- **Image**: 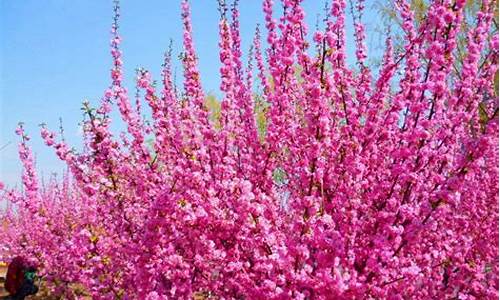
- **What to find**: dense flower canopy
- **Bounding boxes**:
[1,0,498,299]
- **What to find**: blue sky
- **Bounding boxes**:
[0,0,386,188]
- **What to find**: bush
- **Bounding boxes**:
[1,0,498,298]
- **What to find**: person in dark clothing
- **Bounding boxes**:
[3,257,38,300]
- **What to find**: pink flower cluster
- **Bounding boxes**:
[1,0,498,299]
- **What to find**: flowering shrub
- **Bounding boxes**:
[1,0,498,299]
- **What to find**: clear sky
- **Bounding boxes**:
[0,0,386,188]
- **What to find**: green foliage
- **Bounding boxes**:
[254,95,269,141]
[272,167,287,186]
[495,70,499,98]
[205,94,222,129]
[204,93,268,141]
[376,0,499,122]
